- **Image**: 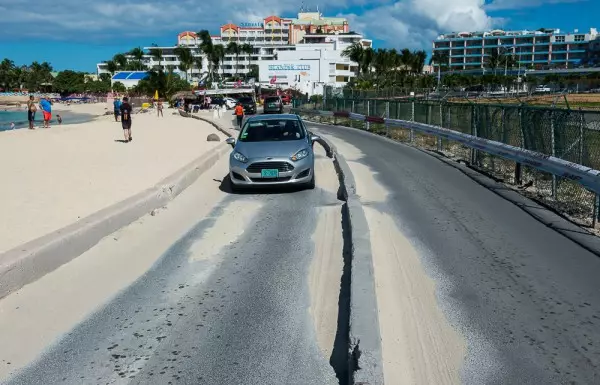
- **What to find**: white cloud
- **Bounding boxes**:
[484,0,586,10]
[340,0,494,50]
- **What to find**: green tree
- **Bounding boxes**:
[113,54,128,70]
[197,30,216,81]
[211,44,226,80]
[112,81,127,92]
[174,46,194,81]
[129,47,145,70]
[226,42,241,79]
[486,50,501,75]
[149,44,164,70]
[52,70,85,94]
[342,42,364,76]
[0,58,16,90]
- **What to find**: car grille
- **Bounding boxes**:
[250,177,292,183]
[247,162,294,173]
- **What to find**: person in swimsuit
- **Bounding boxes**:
[39,97,52,128]
[27,95,37,129]
[157,99,163,117]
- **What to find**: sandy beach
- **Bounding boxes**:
[0,103,225,254]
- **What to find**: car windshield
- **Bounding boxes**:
[238,97,253,103]
[265,97,280,103]
[239,119,305,142]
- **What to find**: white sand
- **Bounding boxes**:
[328,136,466,384]
[0,104,224,254]
[0,156,230,381]
[309,145,344,358]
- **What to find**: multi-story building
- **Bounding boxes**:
[258,32,371,95]
[432,28,598,72]
[97,11,358,90]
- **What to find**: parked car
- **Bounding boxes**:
[534,85,552,93]
[226,114,318,190]
[237,96,256,114]
[263,96,284,114]
[280,94,291,105]
[223,97,237,109]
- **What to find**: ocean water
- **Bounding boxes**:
[0,109,94,131]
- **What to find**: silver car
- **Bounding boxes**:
[225,114,319,190]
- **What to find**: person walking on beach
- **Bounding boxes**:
[113,97,122,122]
[39,97,52,128]
[27,95,37,129]
[157,99,163,117]
[120,97,133,142]
[234,102,244,129]
[56,114,62,124]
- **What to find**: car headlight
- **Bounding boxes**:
[291,149,310,161]
[232,151,248,163]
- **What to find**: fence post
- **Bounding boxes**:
[437,103,443,151]
[594,194,599,228]
[515,107,524,185]
[551,110,557,200]
[385,101,390,137]
[410,99,415,143]
[366,100,371,131]
[579,108,584,165]
[470,104,478,165]
[334,99,338,125]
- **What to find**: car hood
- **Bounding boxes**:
[234,140,308,159]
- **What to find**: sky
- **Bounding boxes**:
[0,0,597,72]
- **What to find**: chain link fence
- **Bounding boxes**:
[297,96,600,227]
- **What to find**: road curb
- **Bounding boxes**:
[318,135,385,385]
[180,110,238,138]
[0,137,230,299]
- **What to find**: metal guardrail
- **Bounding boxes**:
[292,107,600,227]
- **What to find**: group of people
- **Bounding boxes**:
[112,97,133,142]
[26,95,61,130]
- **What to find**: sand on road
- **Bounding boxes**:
[329,136,466,385]
[0,104,224,254]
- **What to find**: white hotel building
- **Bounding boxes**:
[433,28,598,71]
[96,12,372,95]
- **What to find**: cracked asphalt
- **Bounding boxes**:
[308,122,600,385]
[3,149,341,385]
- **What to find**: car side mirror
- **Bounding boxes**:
[226,137,236,148]
[310,135,320,142]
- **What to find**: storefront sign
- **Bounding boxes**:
[268,64,311,71]
[240,22,263,28]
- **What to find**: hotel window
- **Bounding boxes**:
[555,36,565,43]
[574,35,585,42]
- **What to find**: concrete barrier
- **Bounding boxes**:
[0,135,231,299]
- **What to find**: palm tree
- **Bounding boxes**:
[400,48,413,73]
[342,42,364,76]
[129,47,145,70]
[486,50,501,75]
[211,44,226,81]
[0,58,16,90]
[361,48,375,76]
[197,30,215,81]
[174,46,194,81]
[106,60,118,76]
[411,50,427,75]
[113,53,128,70]
[429,51,449,87]
[226,42,241,79]
[149,44,163,71]
[240,44,253,78]
[193,56,203,81]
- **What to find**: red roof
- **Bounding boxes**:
[220,23,240,32]
[264,15,282,24]
[178,31,197,38]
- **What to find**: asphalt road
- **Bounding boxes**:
[3,150,342,385]
[308,122,600,385]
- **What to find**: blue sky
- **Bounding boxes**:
[0,0,596,72]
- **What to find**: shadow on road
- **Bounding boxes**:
[217,174,308,195]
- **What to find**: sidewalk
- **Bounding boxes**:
[0,108,225,254]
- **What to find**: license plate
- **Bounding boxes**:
[261,169,279,178]
[268,103,275,108]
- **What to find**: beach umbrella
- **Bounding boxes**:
[154,90,159,100]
